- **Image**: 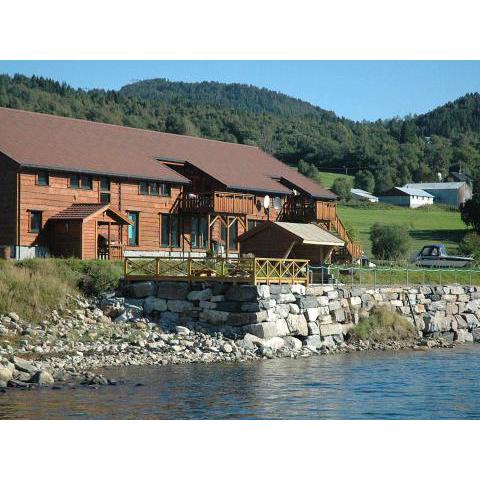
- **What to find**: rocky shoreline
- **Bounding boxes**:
[0,287,468,392]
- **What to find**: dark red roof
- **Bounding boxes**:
[0,107,336,200]
[49,203,131,223]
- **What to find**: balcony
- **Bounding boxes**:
[179,191,256,215]
[281,198,337,223]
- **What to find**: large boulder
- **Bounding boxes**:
[187,288,212,302]
[199,310,230,325]
[227,311,268,327]
[127,281,156,298]
[31,371,54,386]
[13,356,38,375]
[286,314,308,337]
[304,335,322,349]
[225,285,260,302]
[276,293,296,304]
[0,367,13,383]
[296,296,319,309]
[144,296,167,314]
[263,337,286,352]
[319,323,343,337]
[284,336,303,350]
[454,330,474,343]
[167,300,194,313]
[157,282,190,300]
[275,318,290,337]
[244,321,279,339]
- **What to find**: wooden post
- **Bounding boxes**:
[107,222,111,260]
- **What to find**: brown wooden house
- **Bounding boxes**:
[0,107,362,262]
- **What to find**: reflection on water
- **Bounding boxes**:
[1,345,480,419]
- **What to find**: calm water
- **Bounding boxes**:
[2,345,480,419]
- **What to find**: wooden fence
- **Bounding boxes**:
[124,256,310,285]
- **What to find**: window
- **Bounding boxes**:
[199,217,208,249]
[100,178,110,192]
[229,221,238,251]
[150,182,159,196]
[81,176,93,190]
[100,193,111,204]
[69,174,80,189]
[139,182,149,195]
[140,182,171,196]
[190,216,208,249]
[37,171,49,186]
[30,211,42,233]
[161,214,179,247]
[191,216,198,248]
[160,183,171,197]
[128,212,139,246]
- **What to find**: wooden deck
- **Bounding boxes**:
[124,256,310,286]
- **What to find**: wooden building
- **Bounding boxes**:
[239,222,344,264]
[0,107,362,262]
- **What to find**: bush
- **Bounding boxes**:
[459,232,480,262]
[460,195,480,233]
[332,177,353,201]
[370,223,411,260]
[350,307,417,342]
[63,259,123,296]
[354,170,375,192]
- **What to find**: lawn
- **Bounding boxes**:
[316,171,353,188]
[337,203,468,258]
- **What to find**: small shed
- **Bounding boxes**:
[238,221,344,264]
[47,203,132,259]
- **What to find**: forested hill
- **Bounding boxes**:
[120,78,339,120]
[1,73,480,193]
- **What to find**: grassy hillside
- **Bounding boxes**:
[337,204,467,258]
[316,171,353,188]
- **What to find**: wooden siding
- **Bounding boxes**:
[121,182,182,251]
[49,220,82,258]
[0,153,18,246]
[239,226,297,258]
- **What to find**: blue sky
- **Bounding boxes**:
[0,61,479,121]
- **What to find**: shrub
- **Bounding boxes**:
[332,177,353,201]
[459,232,480,262]
[349,307,417,342]
[460,195,480,233]
[63,259,123,296]
[354,170,375,192]
[370,223,411,260]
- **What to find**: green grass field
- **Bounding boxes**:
[337,204,467,258]
[316,171,353,188]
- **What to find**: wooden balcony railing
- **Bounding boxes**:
[98,245,124,261]
[179,191,255,215]
[124,256,310,285]
[281,198,337,223]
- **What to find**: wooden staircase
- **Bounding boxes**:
[321,214,363,264]
[280,197,363,264]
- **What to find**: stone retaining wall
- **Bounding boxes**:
[120,281,480,349]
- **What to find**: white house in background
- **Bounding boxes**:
[351,188,378,203]
[403,181,472,207]
[378,187,434,208]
